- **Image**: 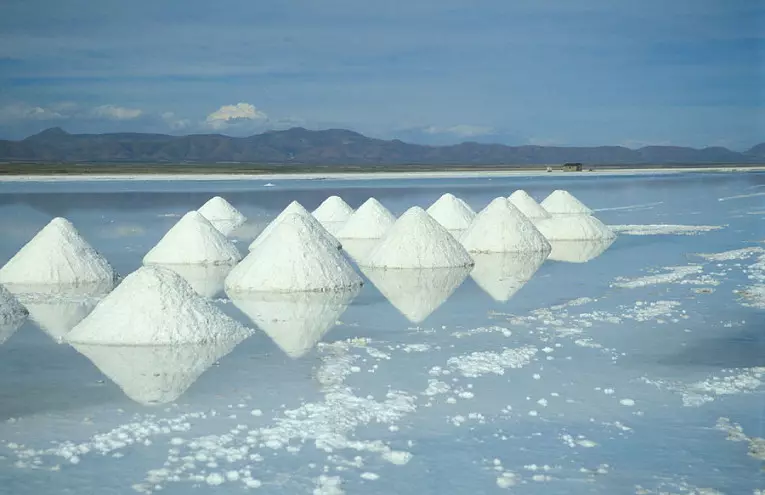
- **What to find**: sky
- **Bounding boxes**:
[0,0,762,149]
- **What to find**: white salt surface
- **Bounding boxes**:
[609,224,724,236]
[228,288,359,358]
[548,239,616,263]
[362,266,471,323]
[426,193,476,231]
[154,263,234,298]
[612,265,717,289]
[67,266,251,345]
[335,198,396,240]
[249,201,341,251]
[470,252,548,302]
[0,284,27,325]
[340,239,380,264]
[540,190,593,215]
[0,217,116,287]
[227,213,363,293]
[508,190,551,222]
[461,197,551,253]
[143,211,242,266]
[312,196,354,224]
[197,196,247,236]
[442,346,538,377]
[696,246,765,261]
[536,215,616,241]
[363,207,474,268]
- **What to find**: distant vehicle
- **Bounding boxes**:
[562,162,583,172]
[546,166,553,172]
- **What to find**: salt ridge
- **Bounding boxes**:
[335,198,396,240]
[197,197,247,235]
[227,213,363,293]
[143,211,242,266]
[426,193,476,231]
[508,190,551,221]
[540,190,593,215]
[67,265,251,345]
[461,197,551,253]
[0,217,116,287]
[363,207,474,268]
[249,201,341,251]
[535,215,616,241]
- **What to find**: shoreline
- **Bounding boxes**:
[0,166,763,182]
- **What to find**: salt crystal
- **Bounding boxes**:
[143,211,242,266]
[335,198,396,240]
[508,190,551,222]
[536,215,616,241]
[249,201,341,251]
[540,190,593,215]
[461,198,551,253]
[227,214,363,293]
[197,197,247,236]
[426,193,476,231]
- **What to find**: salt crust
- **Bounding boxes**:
[362,266,471,323]
[548,239,616,263]
[363,207,475,268]
[610,224,724,236]
[470,252,548,302]
[143,211,242,266]
[461,197,551,253]
[0,217,116,287]
[197,196,247,236]
[0,284,27,324]
[67,266,251,345]
[426,193,476,231]
[227,214,363,293]
[72,339,247,405]
[312,196,354,224]
[508,190,551,221]
[154,263,235,298]
[228,288,359,358]
[535,215,616,241]
[335,198,396,240]
[540,190,593,215]
[248,201,341,251]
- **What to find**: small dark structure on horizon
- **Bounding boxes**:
[562,162,583,172]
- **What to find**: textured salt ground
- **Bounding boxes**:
[610,224,725,236]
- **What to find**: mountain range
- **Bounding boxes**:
[0,127,763,166]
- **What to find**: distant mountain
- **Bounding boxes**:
[0,127,761,166]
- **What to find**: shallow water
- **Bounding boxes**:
[0,172,763,494]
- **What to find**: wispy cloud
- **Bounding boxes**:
[205,102,267,129]
[0,103,66,121]
[91,105,143,120]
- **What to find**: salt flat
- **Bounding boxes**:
[0,171,763,494]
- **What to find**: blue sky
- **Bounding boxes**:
[0,0,762,149]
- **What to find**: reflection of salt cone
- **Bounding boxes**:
[150,263,234,298]
[362,267,470,323]
[228,289,359,358]
[341,239,380,264]
[548,239,615,263]
[9,281,115,342]
[470,252,548,302]
[71,338,247,405]
[0,318,25,346]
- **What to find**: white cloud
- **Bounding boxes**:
[0,103,66,121]
[92,105,143,120]
[205,102,268,129]
[423,124,495,138]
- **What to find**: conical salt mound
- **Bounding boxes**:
[363,267,471,323]
[508,190,551,222]
[426,193,476,231]
[0,217,115,288]
[548,238,616,263]
[0,284,27,325]
[153,263,234,298]
[460,198,551,253]
[229,288,359,358]
[335,198,396,240]
[143,211,242,266]
[71,339,246,405]
[197,196,247,236]
[540,190,593,215]
[227,214,363,293]
[536,215,616,241]
[470,252,547,302]
[341,239,380,264]
[363,207,474,269]
[66,266,250,345]
[249,201,341,251]
[313,196,354,224]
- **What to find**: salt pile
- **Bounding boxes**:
[197,196,247,236]
[426,193,476,231]
[312,196,354,235]
[66,266,250,345]
[508,190,551,222]
[460,197,551,253]
[228,288,359,358]
[143,211,242,266]
[72,340,246,405]
[156,263,235,298]
[540,190,593,215]
[0,285,27,345]
[249,201,341,251]
[363,207,474,268]
[227,214,363,293]
[340,239,380,264]
[0,217,115,288]
[548,238,616,263]
[470,252,548,302]
[335,198,396,240]
[536,215,616,241]
[362,267,471,323]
